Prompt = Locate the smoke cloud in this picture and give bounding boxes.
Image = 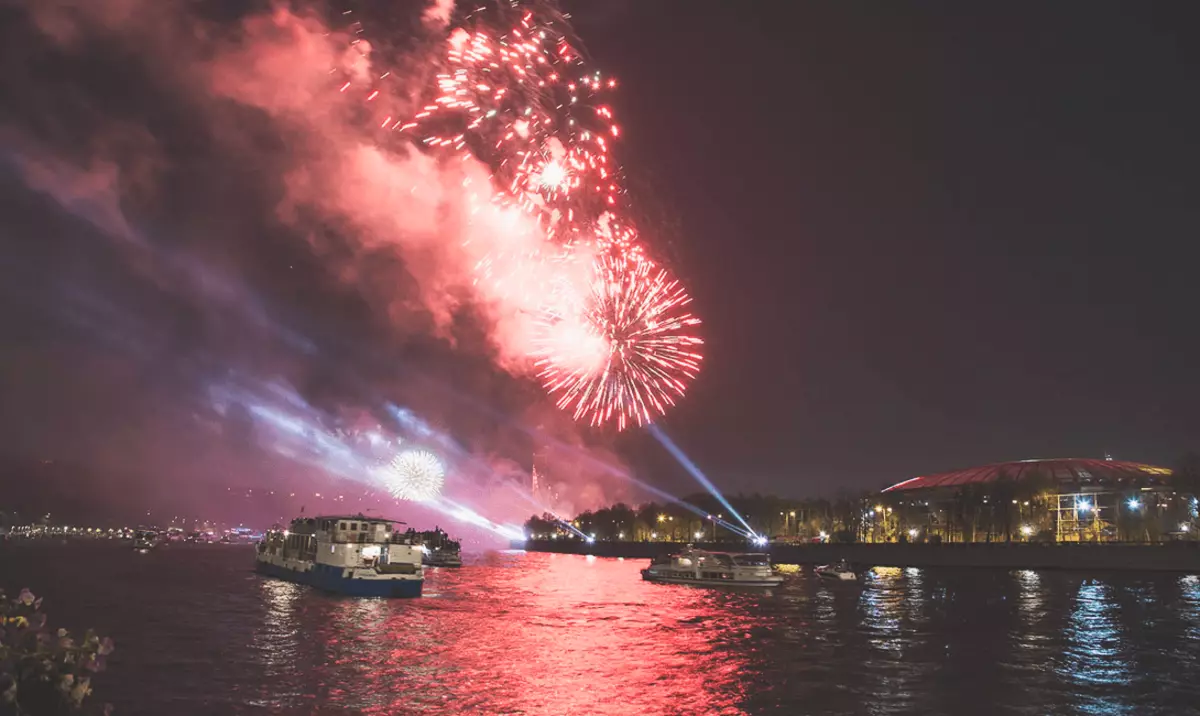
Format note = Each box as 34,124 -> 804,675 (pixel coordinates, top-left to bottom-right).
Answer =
0,0 -> 635,535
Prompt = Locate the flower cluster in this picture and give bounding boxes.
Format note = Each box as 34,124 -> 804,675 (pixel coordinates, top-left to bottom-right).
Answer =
0,588 -> 114,715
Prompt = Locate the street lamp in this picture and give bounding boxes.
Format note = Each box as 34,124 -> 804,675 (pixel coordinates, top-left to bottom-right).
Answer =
1020,524 -> 1034,537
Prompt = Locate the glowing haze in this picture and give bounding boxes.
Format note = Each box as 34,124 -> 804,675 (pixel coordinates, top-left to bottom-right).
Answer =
0,0 -> 699,537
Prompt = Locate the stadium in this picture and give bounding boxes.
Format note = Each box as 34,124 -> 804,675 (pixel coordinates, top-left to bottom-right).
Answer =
879,457 -> 1189,543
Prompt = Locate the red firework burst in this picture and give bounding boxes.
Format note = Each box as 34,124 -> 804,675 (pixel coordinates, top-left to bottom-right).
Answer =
535,255 -> 703,430
346,1 -> 704,429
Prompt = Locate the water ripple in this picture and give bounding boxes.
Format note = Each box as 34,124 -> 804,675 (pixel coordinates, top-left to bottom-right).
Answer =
3,544 -> 1200,715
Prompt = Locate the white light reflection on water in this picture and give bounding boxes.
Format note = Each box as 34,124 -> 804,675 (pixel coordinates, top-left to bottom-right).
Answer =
1061,579 -> 1134,715
856,566 -> 925,715
1171,575 -> 1200,666
861,567 -> 905,657
250,579 -> 306,709
1014,569 -> 1047,635
1178,575 -> 1200,636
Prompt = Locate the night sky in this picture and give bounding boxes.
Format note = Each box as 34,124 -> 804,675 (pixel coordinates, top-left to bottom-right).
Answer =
1,0 -> 1197,522
578,1 -> 1200,495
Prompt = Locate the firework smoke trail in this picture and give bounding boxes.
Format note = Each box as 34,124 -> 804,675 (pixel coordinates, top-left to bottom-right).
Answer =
344,0 -> 704,429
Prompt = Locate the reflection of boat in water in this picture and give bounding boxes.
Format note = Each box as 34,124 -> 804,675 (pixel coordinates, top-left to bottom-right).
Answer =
814,560 -> 857,582
133,530 -> 159,552
641,546 -> 784,587
255,515 -> 424,597
415,527 -> 462,568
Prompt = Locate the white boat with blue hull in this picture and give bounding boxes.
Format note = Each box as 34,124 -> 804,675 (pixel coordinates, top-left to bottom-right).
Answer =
256,515 -> 424,598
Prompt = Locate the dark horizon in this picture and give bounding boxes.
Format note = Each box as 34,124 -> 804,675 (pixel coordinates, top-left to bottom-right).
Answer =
576,1 -> 1200,496
1,0 -> 1197,527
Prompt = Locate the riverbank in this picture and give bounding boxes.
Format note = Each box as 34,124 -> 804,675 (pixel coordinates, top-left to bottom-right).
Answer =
514,539 -> 1200,572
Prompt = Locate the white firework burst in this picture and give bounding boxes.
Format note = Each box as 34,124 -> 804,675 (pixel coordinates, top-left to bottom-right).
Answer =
384,449 -> 446,502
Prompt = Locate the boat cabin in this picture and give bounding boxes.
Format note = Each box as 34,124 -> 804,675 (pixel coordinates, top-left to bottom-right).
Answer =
260,515 -> 421,573
650,550 -> 768,581
642,546 -> 782,587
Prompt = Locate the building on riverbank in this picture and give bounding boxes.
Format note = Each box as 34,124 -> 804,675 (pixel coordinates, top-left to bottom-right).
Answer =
880,457 -> 1188,543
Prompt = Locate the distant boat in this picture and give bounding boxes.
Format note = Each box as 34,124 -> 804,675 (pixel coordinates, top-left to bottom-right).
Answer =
641,546 -> 784,587
133,530 -> 159,552
814,560 -> 857,582
255,515 -> 423,598
415,527 -> 463,568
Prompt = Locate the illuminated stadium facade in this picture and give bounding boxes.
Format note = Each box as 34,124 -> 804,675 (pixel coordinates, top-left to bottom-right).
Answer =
879,458 -> 1192,543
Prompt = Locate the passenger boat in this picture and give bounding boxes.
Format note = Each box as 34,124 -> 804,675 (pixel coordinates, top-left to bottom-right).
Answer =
814,560 -> 857,582
255,514 -> 423,598
133,530 -> 159,552
416,527 -> 463,568
641,546 -> 784,587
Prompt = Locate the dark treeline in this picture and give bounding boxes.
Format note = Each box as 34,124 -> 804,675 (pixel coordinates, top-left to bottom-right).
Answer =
525,454 -> 1200,544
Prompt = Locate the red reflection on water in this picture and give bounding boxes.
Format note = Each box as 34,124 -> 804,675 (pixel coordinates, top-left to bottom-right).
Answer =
305,553 -> 751,715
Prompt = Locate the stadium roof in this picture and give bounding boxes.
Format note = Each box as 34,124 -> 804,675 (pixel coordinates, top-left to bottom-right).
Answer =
882,458 -> 1172,493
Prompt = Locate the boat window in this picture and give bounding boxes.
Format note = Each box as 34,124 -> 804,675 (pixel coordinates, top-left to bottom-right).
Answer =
350,523 -> 358,531
339,522 -> 347,530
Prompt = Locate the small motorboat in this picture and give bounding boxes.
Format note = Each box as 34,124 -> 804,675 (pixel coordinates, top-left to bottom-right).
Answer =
133,530 -> 159,552
641,546 -> 784,587
814,560 -> 857,582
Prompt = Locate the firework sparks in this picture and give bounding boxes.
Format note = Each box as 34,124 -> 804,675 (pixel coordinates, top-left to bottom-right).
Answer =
535,255 -> 703,431
383,449 -> 446,502
345,1 -> 704,429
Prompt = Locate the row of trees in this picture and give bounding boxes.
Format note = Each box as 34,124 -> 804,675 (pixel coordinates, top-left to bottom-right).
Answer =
524,454 -> 1200,544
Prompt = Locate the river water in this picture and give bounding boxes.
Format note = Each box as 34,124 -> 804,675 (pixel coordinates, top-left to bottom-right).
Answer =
2,542 -> 1199,715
